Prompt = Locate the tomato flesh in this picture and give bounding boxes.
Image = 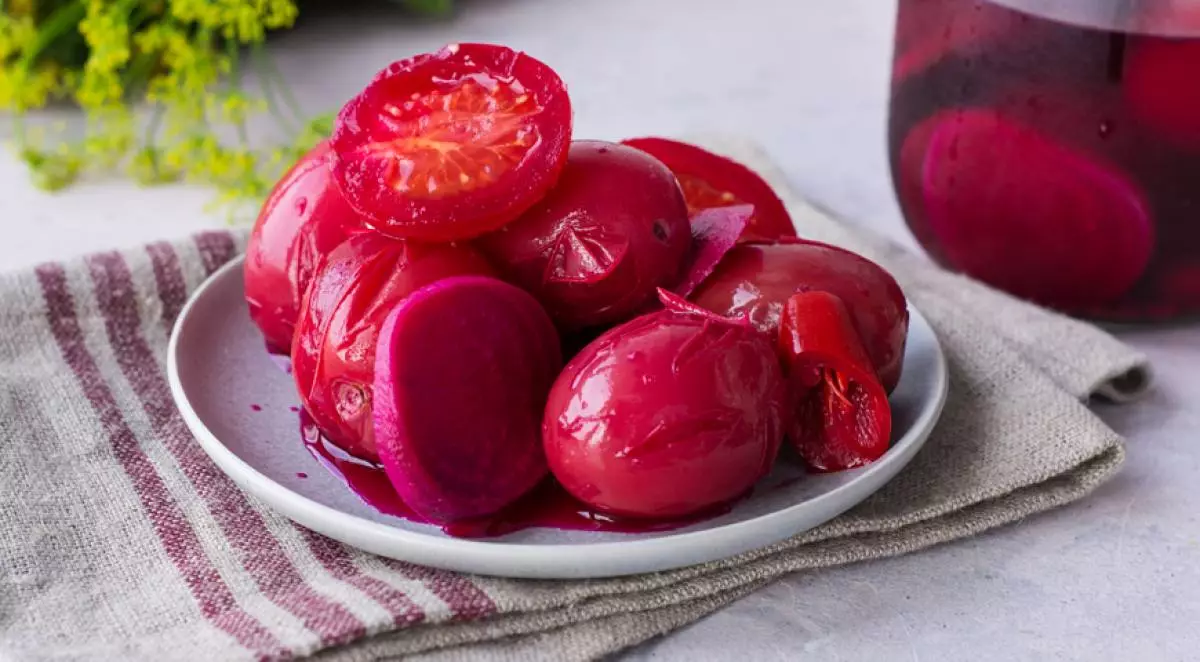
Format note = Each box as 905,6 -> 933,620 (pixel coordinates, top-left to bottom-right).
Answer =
778,292 -> 891,472
332,43 -> 572,241
621,137 -> 796,242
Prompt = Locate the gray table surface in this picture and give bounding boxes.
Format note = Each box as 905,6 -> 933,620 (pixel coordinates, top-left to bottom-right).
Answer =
3,1 -> 1197,660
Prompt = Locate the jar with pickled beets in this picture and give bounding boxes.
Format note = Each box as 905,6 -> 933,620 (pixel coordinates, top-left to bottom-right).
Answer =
890,0 -> 1200,321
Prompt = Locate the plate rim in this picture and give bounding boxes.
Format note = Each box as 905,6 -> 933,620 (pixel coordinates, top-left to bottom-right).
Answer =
167,255 -> 949,579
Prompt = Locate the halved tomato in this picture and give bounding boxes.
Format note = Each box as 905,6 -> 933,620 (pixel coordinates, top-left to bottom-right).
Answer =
620,137 -> 796,242
331,43 -> 573,241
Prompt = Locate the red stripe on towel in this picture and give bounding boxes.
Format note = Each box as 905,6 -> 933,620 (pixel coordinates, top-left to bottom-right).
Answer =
384,560 -> 497,621
35,262 -> 287,660
148,241 -> 430,631
87,251 -> 366,647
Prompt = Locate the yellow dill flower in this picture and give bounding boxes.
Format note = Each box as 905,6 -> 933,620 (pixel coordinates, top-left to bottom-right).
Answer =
0,15 -> 38,61
0,63 -> 62,110
20,148 -> 83,191
81,110 -> 136,168
79,2 -> 132,73
129,146 -> 183,185
7,0 -> 36,18
2,0 -> 339,220
207,90 -> 266,126
74,67 -> 123,108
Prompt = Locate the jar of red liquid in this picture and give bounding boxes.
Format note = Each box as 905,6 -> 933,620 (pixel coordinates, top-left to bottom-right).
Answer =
889,0 -> 1200,321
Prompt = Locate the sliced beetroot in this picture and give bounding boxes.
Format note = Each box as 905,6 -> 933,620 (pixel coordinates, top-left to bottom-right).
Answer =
244,141 -> 364,354
543,306 -> 786,519
291,233 -> 494,461
672,204 -> 754,297
908,108 -> 1154,311
690,240 -> 909,393
374,275 -> 561,523
779,291 -> 891,472
479,140 -> 691,331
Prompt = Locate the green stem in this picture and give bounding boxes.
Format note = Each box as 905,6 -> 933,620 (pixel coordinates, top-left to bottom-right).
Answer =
144,104 -> 164,145
225,39 -> 250,145
255,44 -> 304,123
250,42 -> 296,131
18,0 -> 86,68
122,51 -> 157,95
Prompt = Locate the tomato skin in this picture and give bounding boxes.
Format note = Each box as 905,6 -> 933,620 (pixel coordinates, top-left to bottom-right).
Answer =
331,43 -> 573,242
479,140 -> 691,332
620,137 -> 796,242
543,308 -> 787,519
690,240 -> 909,393
244,141 -> 363,354
779,292 -> 891,472
291,232 -> 494,461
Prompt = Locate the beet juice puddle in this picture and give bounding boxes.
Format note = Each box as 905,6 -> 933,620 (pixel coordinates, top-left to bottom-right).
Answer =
299,409 -> 724,538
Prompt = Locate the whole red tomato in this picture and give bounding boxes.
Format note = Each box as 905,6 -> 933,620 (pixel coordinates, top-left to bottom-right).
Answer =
244,141 -> 364,354
543,304 -> 786,519
479,140 -> 691,332
690,240 -> 909,392
291,232 -> 494,461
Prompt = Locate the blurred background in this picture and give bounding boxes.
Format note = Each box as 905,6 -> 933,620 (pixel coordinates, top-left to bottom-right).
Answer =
0,0 -> 910,269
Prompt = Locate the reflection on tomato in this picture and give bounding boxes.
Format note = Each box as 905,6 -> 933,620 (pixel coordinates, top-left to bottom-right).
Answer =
244,141 -> 363,354
479,140 -> 691,331
543,305 -> 786,519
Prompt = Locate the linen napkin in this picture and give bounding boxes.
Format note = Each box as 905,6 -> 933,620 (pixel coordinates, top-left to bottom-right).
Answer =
0,137 -> 1149,662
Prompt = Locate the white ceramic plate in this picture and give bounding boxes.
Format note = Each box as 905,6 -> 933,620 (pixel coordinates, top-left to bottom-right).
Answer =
168,256 -> 948,579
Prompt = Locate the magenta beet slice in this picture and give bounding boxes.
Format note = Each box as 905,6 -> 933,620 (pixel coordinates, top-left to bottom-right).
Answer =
912,108 -> 1154,310
672,204 -> 754,297
373,275 -> 562,523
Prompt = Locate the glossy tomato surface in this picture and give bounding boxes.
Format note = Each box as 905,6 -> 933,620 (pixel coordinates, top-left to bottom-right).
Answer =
543,308 -> 787,519
331,43 -> 572,241
778,291 -> 891,473
690,240 -> 909,392
244,141 -> 363,354
621,137 -> 796,242
291,232 -> 494,461
479,140 -> 691,332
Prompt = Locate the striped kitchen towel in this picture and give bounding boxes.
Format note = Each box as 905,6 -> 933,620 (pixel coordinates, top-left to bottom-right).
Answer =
0,139 -> 1150,661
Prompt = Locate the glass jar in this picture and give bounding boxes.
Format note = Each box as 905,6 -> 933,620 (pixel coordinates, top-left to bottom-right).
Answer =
889,0 -> 1200,321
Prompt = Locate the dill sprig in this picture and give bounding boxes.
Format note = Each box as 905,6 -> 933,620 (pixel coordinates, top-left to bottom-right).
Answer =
0,0 -> 364,220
